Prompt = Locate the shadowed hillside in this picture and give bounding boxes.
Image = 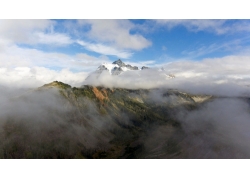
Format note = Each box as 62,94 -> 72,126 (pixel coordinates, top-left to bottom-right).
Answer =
0,81 -> 249,159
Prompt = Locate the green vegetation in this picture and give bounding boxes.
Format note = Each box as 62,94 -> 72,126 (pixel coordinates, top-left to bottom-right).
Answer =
43,81 -> 71,89
0,81 -> 214,159
72,86 -> 96,100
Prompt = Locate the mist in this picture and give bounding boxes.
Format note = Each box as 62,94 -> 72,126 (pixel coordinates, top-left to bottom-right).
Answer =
1,55 -> 250,158
81,56 -> 250,158
0,81 -> 250,158
175,98 -> 250,158
0,87 -> 115,158
84,67 -> 250,97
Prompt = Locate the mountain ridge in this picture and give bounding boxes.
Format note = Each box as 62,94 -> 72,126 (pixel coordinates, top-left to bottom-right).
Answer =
1,80 -> 249,158
96,59 -> 142,75
85,59 -> 175,83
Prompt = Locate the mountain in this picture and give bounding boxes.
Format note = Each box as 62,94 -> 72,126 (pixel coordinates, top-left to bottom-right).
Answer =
39,81 -> 215,158
1,81 -> 249,158
86,59 -> 175,82
0,80 -> 218,159
96,59 -> 141,75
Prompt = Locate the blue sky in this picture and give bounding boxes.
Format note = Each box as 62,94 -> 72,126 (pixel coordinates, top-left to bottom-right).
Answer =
1,19 -> 250,87
12,20 -> 250,65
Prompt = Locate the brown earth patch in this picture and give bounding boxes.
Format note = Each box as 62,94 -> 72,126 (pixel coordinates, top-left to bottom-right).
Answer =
92,87 -> 108,104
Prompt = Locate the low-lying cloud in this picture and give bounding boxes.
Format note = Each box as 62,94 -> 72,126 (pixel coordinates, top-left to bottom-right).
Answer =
83,55 -> 250,97
176,98 -> 250,158
1,54 -> 250,98
0,69 -> 250,158
0,67 -> 88,88
0,88 -> 115,158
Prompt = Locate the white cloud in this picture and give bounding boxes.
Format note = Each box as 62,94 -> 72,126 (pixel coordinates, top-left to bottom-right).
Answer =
77,19 -> 152,50
0,20 -> 73,46
1,46 -> 250,97
165,55 -> 250,78
0,20 -> 150,72
1,19 -> 250,94
0,19 -> 54,44
76,40 -> 133,58
155,20 -> 227,34
32,32 -> 73,46
0,44 -> 109,71
181,43 -> 222,58
0,42 -> 97,88
83,55 -> 250,97
124,60 -> 156,68
0,66 -> 88,88
155,20 -> 250,35
177,98 -> 250,158
181,37 -> 250,59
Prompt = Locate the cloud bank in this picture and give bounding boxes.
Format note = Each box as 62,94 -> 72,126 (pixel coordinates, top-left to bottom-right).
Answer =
0,67 -> 88,88
175,98 -> 250,158
83,55 -> 250,97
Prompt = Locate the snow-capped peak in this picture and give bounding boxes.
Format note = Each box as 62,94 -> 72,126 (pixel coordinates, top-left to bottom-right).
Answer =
97,59 -> 139,75
99,63 -> 119,74
95,59 -> 176,78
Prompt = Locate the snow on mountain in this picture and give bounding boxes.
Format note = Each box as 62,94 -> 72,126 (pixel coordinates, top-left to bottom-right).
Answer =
99,63 -> 119,74
97,59 -> 140,75
87,59 -> 176,81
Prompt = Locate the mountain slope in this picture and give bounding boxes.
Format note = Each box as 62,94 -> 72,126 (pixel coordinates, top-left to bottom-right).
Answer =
1,81 -> 249,159
39,82 -> 191,158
